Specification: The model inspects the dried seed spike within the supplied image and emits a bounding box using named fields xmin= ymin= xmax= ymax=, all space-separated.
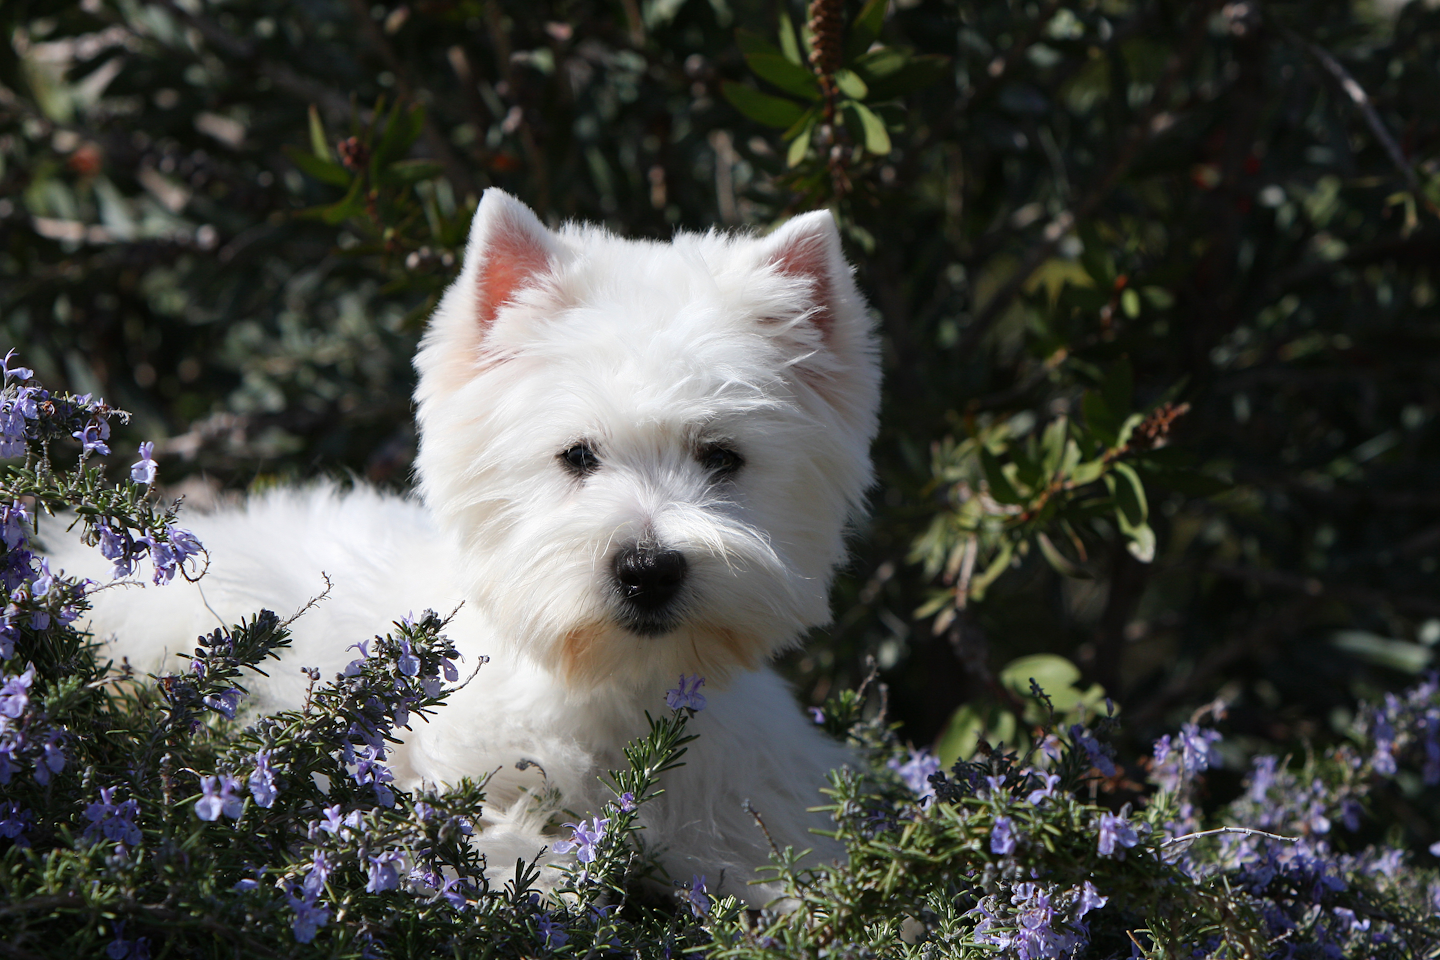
xmin=807 ymin=0 xmax=844 ymax=78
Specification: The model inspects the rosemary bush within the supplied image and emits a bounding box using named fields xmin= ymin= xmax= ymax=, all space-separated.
xmin=3 ymin=362 xmax=1440 ymax=957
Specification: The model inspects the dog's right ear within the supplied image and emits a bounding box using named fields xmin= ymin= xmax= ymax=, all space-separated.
xmin=416 ymin=190 xmax=558 ymax=396
xmin=462 ymin=188 xmax=558 ymax=331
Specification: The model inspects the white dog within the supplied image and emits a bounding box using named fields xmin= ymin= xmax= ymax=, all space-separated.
xmin=51 ymin=189 xmax=880 ymax=904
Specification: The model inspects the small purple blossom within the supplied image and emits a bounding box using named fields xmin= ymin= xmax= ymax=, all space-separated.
xmin=438 ymin=876 xmax=472 ymax=909
xmin=33 ymin=729 xmax=65 ymax=785
xmin=84 ymin=787 xmax=142 ymax=846
xmin=352 ymin=744 xmax=396 ymax=807
xmin=1097 ymin=811 xmax=1139 ymax=857
xmin=615 ymin=791 xmax=637 ymax=812
xmin=1070 ymin=724 xmax=1116 ymax=777
xmin=889 ymin=748 xmax=941 ymax=801
xmin=990 ymin=816 xmax=1016 ymax=855
xmin=202 ymin=687 xmax=243 ymax=720
xmin=666 ymin=673 xmax=707 ymax=712
xmin=536 ymin=912 xmax=569 ymax=947
xmin=284 ymin=884 xmax=330 ymax=944
xmin=1025 ymin=773 xmax=1062 ymax=806
xmin=0 ymin=664 xmax=34 ymax=719
xmin=552 ymin=815 xmax=608 ymax=864
xmin=129 ymin=442 xmax=157 ymax=485
xmin=1 ymin=351 xmax=33 ymax=383
xmin=73 ymin=417 xmax=111 ymax=457
xmin=684 ymin=874 xmax=711 ymax=915
xmin=0 ymin=801 xmax=33 ymax=846
xmin=195 ymin=774 xmax=244 ymax=821
xmin=249 ymin=749 xmax=279 ymax=808
xmin=104 ymin=921 xmax=151 ymax=960
xmin=1075 ymin=880 xmax=1107 ymax=918
xmin=396 ymin=639 xmax=420 ymax=677
xmin=364 ymin=850 xmax=405 ymax=893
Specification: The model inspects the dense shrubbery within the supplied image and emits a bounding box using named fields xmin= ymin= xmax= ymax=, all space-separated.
xmin=3 ymin=360 xmax=1440 ymax=957
xmin=5 ymin=0 xmax=1440 ymax=954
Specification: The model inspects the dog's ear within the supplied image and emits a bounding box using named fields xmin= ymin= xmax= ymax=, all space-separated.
xmin=463 ymin=188 xmax=558 ymax=331
xmin=757 ymin=209 xmax=851 ymax=344
xmin=754 ymin=210 xmax=877 ymax=422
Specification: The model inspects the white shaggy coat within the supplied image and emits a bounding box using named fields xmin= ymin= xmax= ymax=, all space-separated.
xmin=47 ymin=190 xmax=881 ymax=905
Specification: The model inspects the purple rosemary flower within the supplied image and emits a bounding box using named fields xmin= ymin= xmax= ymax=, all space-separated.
xmin=1025 ymin=773 xmax=1062 ymax=806
xmin=129 ymin=442 xmax=157 ymax=485
xmin=0 ymin=664 xmax=34 ymax=719
xmin=684 ymin=874 xmax=711 ymax=915
xmin=553 ymin=815 xmax=608 ymax=864
xmin=195 ymin=774 xmax=244 ymax=821
xmin=1 ymin=351 xmax=33 ymax=383
xmin=1097 ymin=811 xmax=1139 ymax=857
xmin=97 ymin=524 xmax=134 ymax=579
xmin=364 ymin=850 xmax=405 ymax=893
xmin=990 ymin=816 xmax=1016 ymax=855
xmin=889 ymin=748 xmax=941 ymax=800
xmin=73 ymin=418 xmax=111 ymax=457
xmin=284 ymin=884 xmax=330 ymax=944
xmin=615 ymin=791 xmax=637 ymax=812
xmin=33 ymin=729 xmax=65 ymax=785
xmin=30 ymin=559 xmax=54 ymax=599
xmin=0 ymin=502 xmax=28 ymax=551
xmin=536 ymin=912 xmax=569 ymax=947
xmin=396 ymin=639 xmax=420 ymax=677
xmin=1178 ymin=723 xmax=1223 ymax=772
xmin=1075 ymin=880 xmax=1107 ymax=918
xmin=84 ymin=787 xmax=141 ymax=846
xmin=1070 ymin=724 xmax=1116 ymax=777
xmin=666 ymin=673 xmax=707 ymax=712
xmin=304 ymin=849 xmax=334 ymax=898
xmin=315 ymin=804 xmax=363 ymax=839
xmin=249 ymin=749 xmax=279 ymax=808
xmin=202 ymin=687 xmax=243 ymax=720
xmin=104 ymin=920 xmax=151 ymax=960
xmin=352 ymin=744 xmax=396 ymax=807
xmin=0 ymin=801 xmax=33 ymax=847
xmin=438 ymin=876 xmax=471 ymax=909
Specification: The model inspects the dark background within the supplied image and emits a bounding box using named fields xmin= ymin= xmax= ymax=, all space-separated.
xmin=4 ymin=0 xmax=1440 ymax=848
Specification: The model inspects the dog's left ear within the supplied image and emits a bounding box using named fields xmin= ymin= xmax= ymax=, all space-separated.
xmin=757 ymin=210 xmax=850 ymax=345
xmin=755 ymin=210 xmax=878 ymax=416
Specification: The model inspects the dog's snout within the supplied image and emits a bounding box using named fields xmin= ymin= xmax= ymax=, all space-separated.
xmin=613 ymin=543 xmax=687 ymax=611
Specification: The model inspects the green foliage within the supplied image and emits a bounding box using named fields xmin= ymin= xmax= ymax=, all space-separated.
xmin=6 ymin=1 xmax=1440 ymax=952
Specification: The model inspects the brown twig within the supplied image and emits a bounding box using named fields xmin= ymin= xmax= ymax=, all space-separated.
xmin=1282 ymin=25 xmax=1436 ymax=216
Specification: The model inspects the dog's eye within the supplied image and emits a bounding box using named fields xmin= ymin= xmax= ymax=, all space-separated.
xmin=560 ymin=444 xmax=601 ymax=477
xmin=699 ymin=444 xmax=744 ymax=478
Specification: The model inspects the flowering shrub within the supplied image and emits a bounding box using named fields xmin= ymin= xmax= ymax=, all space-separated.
xmin=3 ymin=361 xmax=1440 ymax=958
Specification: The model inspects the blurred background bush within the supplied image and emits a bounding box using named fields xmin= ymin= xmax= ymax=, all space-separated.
xmin=4 ymin=0 xmax=1440 ymax=852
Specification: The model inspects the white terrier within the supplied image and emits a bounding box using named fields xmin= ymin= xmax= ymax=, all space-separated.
xmin=53 ymin=189 xmax=880 ymax=904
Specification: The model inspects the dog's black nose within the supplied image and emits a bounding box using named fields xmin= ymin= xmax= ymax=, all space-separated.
xmin=612 ymin=543 xmax=687 ymax=618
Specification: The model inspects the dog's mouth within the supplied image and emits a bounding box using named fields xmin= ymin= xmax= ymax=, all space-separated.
xmin=615 ymin=607 xmax=683 ymax=637
xmin=611 ymin=540 xmax=688 ymax=637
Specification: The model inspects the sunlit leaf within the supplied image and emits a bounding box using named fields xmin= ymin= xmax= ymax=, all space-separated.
xmin=722 ymin=81 xmax=806 ymax=128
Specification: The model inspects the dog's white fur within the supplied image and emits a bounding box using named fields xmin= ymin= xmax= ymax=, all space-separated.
xmin=47 ymin=190 xmax=880 ymax=904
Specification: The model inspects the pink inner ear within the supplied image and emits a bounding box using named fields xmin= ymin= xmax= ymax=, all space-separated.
xmin=476 ymin=216 xmax=552 ymax=329
xmin=767 ymin=233 xmax=835 ymax=342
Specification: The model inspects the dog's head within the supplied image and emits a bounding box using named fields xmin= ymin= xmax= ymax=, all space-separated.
xmin=414 ymin=190 xmax=879 ymax=693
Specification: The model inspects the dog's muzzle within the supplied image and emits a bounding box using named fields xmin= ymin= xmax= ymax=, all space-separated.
xmin=611 ymin=541 xmax=687 ymax=636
